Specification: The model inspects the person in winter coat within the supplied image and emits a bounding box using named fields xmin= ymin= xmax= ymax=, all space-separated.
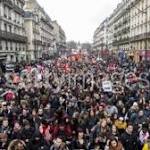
xmin=109 ymin=125 xmax=120 ymax=140
xmin=39 ymin=119 xmax=53 ymax=145
xmin=71 ymin=129 xmax=88 ymax=149
xmin=0 ymin=133 xmax=9 ymax=149
xmin=11 ymin=122 xmax=23 ymax=140
xmin=21 ymin=120 xmax=34 ymax=144
xmin=7 ymin=139 xmax=26 ymax=150
xmin=135 ymin=110 xmax=148 ymax=125
xmin=142 ymin=138 xmax=150 ymax=150
xmin=28 ymin=131 xmax=48 ymax=150
xmin=50 ymin=137 xmax=69 ymax=150
xmin=115 ymin=117 xmax=127 ymax=134
xmin=105 ymin=137 xmax=124 ymax=150
xmin=139 ymin=123 xmax=149 ymax=147
xmin=0 ymin=118 xmax=11 ymax=136
xmin=120 ymin=123 xmax=140 ymax=150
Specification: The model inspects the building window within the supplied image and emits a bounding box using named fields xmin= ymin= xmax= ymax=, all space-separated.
xmin=0 ymin=42 xmax=2 ymax=50
xmin=6 ymin=41 xmax=8 ymax=50
xmin=9 ymin=25 xmax=12 ymax=33
xmin=10 ymin=42 xmax=12 ymax=50
xmin=14 ymin=13 xmax=16 ymax=22
xmin=4 ymin=24 xmax=7 ymax=32
xmin=14 ymin=27 xmax=16 ymax=33
xmin=4 ymin=7 xmax=7 ymax=18
xmin=10 ymin=55 xmax=14 ymax=61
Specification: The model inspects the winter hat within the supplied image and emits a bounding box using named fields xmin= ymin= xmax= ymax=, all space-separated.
xmin=133 ymin=102 xmax=138 ymax=107
xmin=23 ymin=120 xmax=30 ymax=126
xmin=119 ymin=117 xmax=124 ymax=121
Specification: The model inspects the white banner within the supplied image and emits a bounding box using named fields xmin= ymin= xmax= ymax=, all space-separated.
xmin=102 ymin=80 xmax=113 ymax=92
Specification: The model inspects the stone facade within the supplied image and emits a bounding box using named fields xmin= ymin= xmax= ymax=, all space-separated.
xmin=24 ymin=0 xmax=54 ymax=61
xmin=93 ymin=19 xmax=108 ymax=51
xmin=52 ymin=20 xmax=66 ymax=54
xmin=93 ymin=0 xmax=150 ymax=61
xmin=0 ymin=0 xmax=27 ymax=62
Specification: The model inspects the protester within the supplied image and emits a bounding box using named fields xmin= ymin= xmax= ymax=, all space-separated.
xmin=105 ymin=137 xmax=124 ymax=150
xmin=0 ymin=54 xmax=149 ymax=149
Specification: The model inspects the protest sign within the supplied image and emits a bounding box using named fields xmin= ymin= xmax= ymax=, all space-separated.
xmin=102 ymin=80 xmax=113 ymax=92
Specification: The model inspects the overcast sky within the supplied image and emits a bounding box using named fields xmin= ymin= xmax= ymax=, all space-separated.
xmin=37 ymin=0 xmax=122 ymax=43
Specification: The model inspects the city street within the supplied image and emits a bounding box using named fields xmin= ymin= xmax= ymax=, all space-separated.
xmin=0 ymin=52 xmax=150 ymax=149
xmin=0 ymin=0 xmax=150 ymax=150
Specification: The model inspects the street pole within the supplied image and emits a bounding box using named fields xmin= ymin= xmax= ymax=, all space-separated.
xmin=145 ymin=0 xmax=148 ymax=62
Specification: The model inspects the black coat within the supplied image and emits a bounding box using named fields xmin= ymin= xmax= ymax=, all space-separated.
xmin=121 ymin=131 xmax=140 ymax=150
xmin=28 ymin=132 xmax=48 ymax=150
xmin=11 ymin=130 xmax=23 ymax=140
xmin=21 ymin=127 xmax=34 ymax=141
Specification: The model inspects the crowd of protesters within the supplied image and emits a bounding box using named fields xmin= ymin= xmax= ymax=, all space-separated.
xmin=0 ymin=54 xmax=150 ymax=150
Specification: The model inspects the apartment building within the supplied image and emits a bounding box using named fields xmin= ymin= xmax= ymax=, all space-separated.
xmin=93 ymin=0 xmax=150 ymax=62
xmin=112 ymin=0 xmax=131 ymax=53
xmin=0 ymin=0 xmax=27 ymax=62
xmin=24 ymin=0 xmax=54 ymax=61
xmin=52 ymin=20 xmax=66 ymax=53
xmin=130 ymin=0 xmax=150 ymax=61
xmin=107 ymin=14 xmax=114 ymax=52
xmin=93 ymin=27 xmax=100 ymax=51
xmin=93 ymin=19 xmax=108 ymax=51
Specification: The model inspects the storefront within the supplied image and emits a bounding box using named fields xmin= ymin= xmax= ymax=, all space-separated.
xmin=145 ymin=50 xmax=150 ymax=61
xmin=133 ymin=50 xmax=150 ymax=62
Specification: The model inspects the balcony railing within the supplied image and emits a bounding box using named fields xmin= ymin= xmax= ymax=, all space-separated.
xmin=33 ymin=39 xmax=42 ymax=45
xmin=0 ymin=0 xmax=13 ymax=8
xmin=113 ymin=37 xmax=129 ymax=45
xmin=123 ymin=19 xmax=128 ymax=24
xmin=41 ymin=17 xmax=54 ymax=30
xmin=42 ymin=42 xmax=46 ymax=46
xmin=0 ymin=0 xmax=24 ymax=15
xmin=14 ymin=4 xmax=24 ymax=15
xmin=122 ymin=27 xmax=130 ymax=34
xmin=130 ymin=33 xmax=150 ymax=42
xmin=18 ymin=0 xmax=25 ymax=5
xmin=0 ymin=30 xmax=27 ymax=43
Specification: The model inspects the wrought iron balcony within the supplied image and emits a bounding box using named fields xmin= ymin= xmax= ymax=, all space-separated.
xmin=33 ymin=39 xmax=42 ymax=45
xmin=14 ymin=4 xmax=24 ymax=15
xmin=0 ymin=0 xmax=13 ymax=8
xmin=41 ymin=17 xmax=54 ymax=30
xmin=130 ymin=33 xmax=150 ymax=42
xmin=0 ymin=0 xmax=24 ymax=15
xmin=123 ymin=19 xmax=128 ymax=24
xmin=122 ymin=27 xmax=130 ymax=34
xmin=0 ymin=30 xmax=27 ymax=43
xmin=42 ymin=42 xmax=46 ymax=46
xmin=113 ymin=37 xmax=129 ymax=46
xmin=18 ymin=0 xmax=25 ymax=5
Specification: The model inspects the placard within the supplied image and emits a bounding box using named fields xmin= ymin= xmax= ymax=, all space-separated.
xmin=102 ymin=80 xmax=113 ymax=92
